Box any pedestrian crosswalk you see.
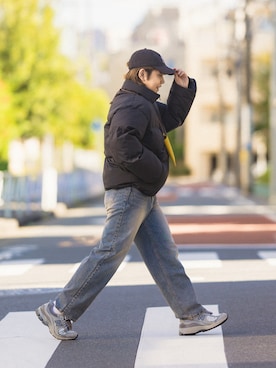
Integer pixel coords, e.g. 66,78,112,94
0,246,275,367
0,306,228,368
135,305,228,368
258,250,276,265
179,251,222,268
158,184,256,206
0,244,38,261
1,181,275,367
0,248,276,293
0,312,60,368
0,259,43,276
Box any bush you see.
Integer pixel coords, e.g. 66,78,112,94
169,162,191,176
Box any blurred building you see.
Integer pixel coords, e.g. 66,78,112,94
180,2,238,184
54,0,273,187
99,7,185,100
179,0,272,186
103,3,241,184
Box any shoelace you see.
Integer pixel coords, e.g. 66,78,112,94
198,314,205,321
64,319,73,331
198,312,213,321
55,316,72,331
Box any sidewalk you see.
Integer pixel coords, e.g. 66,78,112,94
0,169,104,231
0,217,19,235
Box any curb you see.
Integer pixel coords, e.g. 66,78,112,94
0,217,19,232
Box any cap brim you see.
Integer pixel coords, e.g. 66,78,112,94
156,65,175,75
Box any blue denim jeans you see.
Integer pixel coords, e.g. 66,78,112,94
55,187,206,321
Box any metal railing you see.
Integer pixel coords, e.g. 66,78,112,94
0,169,104,223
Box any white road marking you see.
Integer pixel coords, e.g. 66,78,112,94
0,312,59,368
0,244,38,261
69,262,81,274
0,288,62,296
179,251,222,269
0,259,44,276
178,243,276,249
107,248,276,286
69,255,131,274
135,305,228,368
1,249,275,294
161,204,276,216
258,250,276,265
118,254,131,271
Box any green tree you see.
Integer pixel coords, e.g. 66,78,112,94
0,78,16,169
252,52,270,148
0,0,109,166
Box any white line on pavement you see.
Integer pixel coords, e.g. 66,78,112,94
161,204,276,216
118,254,131,271
69,262,81,274
0,259,44,276
0,244,38,261
179,251,222,269
135,305,228,368
0,312,59,368
69,254,131,274
258,250,276,265
0,288,62,296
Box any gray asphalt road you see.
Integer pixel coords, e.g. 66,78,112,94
0,183,275,368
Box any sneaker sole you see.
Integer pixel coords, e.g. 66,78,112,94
35,306,78,341
36,307,48,326
179,314,228,336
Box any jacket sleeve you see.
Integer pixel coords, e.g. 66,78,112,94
106,106,165,183
158,78,197,132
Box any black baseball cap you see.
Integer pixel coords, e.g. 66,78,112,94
127,48,174,75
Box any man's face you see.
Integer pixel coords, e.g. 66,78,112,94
142,69,165,93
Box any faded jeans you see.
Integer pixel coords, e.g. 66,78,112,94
55,187,206,321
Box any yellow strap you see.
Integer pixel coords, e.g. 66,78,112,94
164,135,176,166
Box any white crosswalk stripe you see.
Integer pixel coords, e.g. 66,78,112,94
0,312,59,368
0,245,38,261
258,250,276,265
69,254,131,274
0,247,273,367
0,305,228,368
1,249,275,291
69,262,81,274
0,259,44,276
179,251,222,269
135,305,228,368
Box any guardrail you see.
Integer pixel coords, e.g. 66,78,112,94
0,169,104,224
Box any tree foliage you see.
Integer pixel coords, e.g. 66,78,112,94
0,0,109,168
252,52,270,140
0,78,15,167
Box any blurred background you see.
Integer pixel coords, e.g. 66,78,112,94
1,0,276,218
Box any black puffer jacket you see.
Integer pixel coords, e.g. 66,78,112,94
103,78,196,196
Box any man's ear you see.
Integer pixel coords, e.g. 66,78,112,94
138,68,146,82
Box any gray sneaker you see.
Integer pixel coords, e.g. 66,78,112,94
36,301,78,340
179,311,228,335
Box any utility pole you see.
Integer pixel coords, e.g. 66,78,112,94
234,54,242,189
217,64,228,185
214,11,228,185
243,0,253,194
235,0,253,194
269,0,276,203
